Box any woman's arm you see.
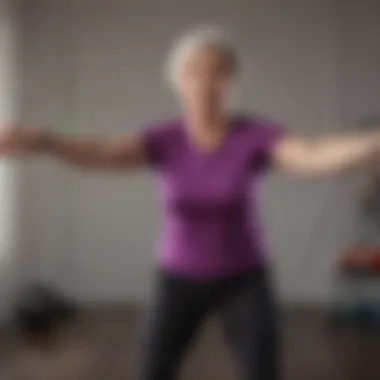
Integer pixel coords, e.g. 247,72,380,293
0,125,147,169
273,130,380,176
45,132,146,169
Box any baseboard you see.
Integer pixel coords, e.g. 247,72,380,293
79,300,330,316
80,300,143,313
280,300,332,312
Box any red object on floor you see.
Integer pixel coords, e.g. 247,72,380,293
340,246,380,270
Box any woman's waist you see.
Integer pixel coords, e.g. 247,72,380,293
157,246,267,279
157,230,266,263
161,215,264,243
155,217,268,268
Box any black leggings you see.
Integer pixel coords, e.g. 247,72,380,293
139,268,280,380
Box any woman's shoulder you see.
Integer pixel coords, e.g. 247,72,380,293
232,112,284,130
232,113,286,140
141,118,183,141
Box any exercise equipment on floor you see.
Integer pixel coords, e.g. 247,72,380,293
333,247,380,329
12,283,78,339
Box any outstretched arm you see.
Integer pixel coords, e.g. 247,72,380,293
44,132,146,169
0,125,148,170
273,130,380,176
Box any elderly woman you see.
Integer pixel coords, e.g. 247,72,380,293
1,26,379,380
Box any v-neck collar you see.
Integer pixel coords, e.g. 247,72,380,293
180,117,236,157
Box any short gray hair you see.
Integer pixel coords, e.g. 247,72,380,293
165,25,238,87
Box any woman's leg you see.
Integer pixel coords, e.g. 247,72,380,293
138,271,212,380
219,269,280,380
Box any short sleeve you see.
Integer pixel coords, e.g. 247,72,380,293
140,121,176,168
253,120,287,172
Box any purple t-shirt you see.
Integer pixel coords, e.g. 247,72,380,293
142,115,285,278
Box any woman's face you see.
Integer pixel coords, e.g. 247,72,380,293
176,45,233,118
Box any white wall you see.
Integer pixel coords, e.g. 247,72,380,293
337,0,380,245
338,0,380,122
0,0,21,320
18,0,380,304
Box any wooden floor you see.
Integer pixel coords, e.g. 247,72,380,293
1,307,380,380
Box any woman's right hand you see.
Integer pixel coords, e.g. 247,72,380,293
0,124,148,169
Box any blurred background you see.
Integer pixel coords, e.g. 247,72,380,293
0,0,380,379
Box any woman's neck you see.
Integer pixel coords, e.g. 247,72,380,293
185,112,231,151
187,110,228,133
